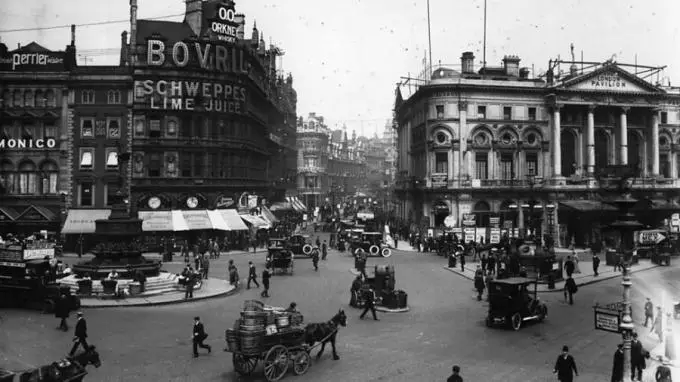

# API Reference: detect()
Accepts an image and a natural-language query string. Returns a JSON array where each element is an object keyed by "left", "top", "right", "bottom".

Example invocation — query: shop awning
[
  {"left": 639, "top": 198, "right": 680, "bottom": 211},
  {"left": 139, "top": 210, "right": 189, "bottom": 232},
  {"left": 182, "top": 210, "right": 215, "bottom": 230},
  {"left": 219, "top": 209, "right": 248, "bottom": 231},
  {"left": 270, "top": 202, "right": 294, "bottom": 212},
  {"left": 260, "top": 206, "right": 278, "bottom": 225},
  {"left": 240, "top": 214, "right": 270, "bottom": 228},
  {"left": 16, "top": 205, "right": 58, "bottom": 222},
  {"left": 61, "top": 209, "right": 112, "bottom": 234},
  {"left": 0, "top": 206, "right": 19, "bottom": 221},
  {"left": 286, "top": 196, "right": 307, "bottom": 212},
  {"left": 559, "top": 200, "right": 618, "bottom": 212},
  {"left": 207, "top": 210, "right": 229, "bottom": 231}
]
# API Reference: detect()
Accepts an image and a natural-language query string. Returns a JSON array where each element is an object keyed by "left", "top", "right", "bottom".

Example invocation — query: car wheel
[
  {"left": 381, "top": 248, "right": 392, "bottom": 258},
  {"left": 302, "top": 245, "right": 312, "bottom": 255},
  {"left": 511, "top": 313, "right": 522, "bottom": 331}
]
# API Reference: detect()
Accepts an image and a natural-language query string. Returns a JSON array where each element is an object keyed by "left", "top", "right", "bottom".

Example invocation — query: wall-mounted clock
[
  {"left": 187, "top": 197, "right": 199, "bottom": 208},
  {"left": 148, "top": 196, "right": 161, "bottom": 209}
]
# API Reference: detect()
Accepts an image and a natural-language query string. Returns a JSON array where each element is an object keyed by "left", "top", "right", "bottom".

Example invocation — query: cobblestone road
[{"left": 1, "top": 237, "right": 677, "bottom": 381}]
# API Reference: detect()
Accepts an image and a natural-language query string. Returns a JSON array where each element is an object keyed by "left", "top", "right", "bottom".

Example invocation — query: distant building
[
  {"left": 296, "top": 112, "right": 330, "bottom": 210},
  {"left": 328, "top": 127, "right": 366, "bottom": 201},
  {"left": 394, "top": 51, "right": 680, "bottom": 246}
]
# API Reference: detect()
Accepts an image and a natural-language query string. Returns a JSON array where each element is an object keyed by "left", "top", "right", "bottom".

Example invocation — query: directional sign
[
  {"left": 639, "top": 230, "right": 666, "bottom": 244},
  {"left": 593, "top": 304, "right": 622, "bottom": 333}
]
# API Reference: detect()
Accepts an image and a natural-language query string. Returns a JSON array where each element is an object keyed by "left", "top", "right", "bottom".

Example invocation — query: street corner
[{"left": 375, "top": 306, "right": 410, "bottom": 313}]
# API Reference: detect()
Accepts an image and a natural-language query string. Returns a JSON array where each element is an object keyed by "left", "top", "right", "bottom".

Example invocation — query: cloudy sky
[{"left": 1, "top": 0, "right": 679, "bottom": 137}]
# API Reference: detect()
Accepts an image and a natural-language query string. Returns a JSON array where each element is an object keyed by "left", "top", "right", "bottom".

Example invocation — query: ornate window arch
[
  {"left": 0, "top": 159, "right": 15, "bottom": 195},
  {"left": 107, "top": 90, "right": 121, "bottom": 104},
  {"left": 497, "top": 126, "right": 519, "bottom": 145},
  {"left": 431, "top": 125, "right": 455, "bottom": 144},
  {"left": 17, "top": 160, "right": 37, "bottom": 195},
  {"left": 522, "top": 126, "right": 543, "bottom": 147},
  {"left": 39, "top": 160, "right": 59, "bottom": 195},
  {"left": 469, "top": 125, "right": 494, "bottom": 148}
]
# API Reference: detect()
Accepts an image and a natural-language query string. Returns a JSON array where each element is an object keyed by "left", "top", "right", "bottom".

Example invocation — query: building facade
[
  {"left": 0, "top": 37, "right": 77, "bottom": 235},
  {"left": 394, "top": 51, "right": 680, "bottom": 246},
  {"left": 328, "top": 129, "right": 366, "bottom": 199},
  {"left": 127, "top": 0, "right": 297, "bottom": 215},
  {"left": 296, "top": 112, "right": 330, "bottom": 210}
]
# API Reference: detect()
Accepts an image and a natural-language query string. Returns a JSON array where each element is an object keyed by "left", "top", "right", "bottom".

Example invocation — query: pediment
[{"left": 558, "top": 64, "right": 663, "bottom": 94}]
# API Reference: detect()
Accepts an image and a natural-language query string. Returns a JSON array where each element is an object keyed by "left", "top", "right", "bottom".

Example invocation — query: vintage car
[
  {"left": 266, "top": 238, "right": 294, "bottom": 275},
  {"left": 351, "top": 232, "right": 391, "bottom": 258},
  {"left": 485, "top": 277, "right": 547, "bottom": 331},
  {"left": 287, "top": 234, "right": 314, "bottom": 257}
]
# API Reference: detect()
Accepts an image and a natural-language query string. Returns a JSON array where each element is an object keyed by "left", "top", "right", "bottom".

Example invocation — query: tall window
[
  {"left": 40, "top": 161, "right": 58, "bottom": 195},
  {"left": 107, "top": 119, "right": 121, "bottom": 138},
  {"left": 166, "top": 119, "right": 178, "bottom": 137},
  {"left": 35, "top": 90, "right": 44, "bottom": 107},
  {"left": 181, "top": 154, "right": 192, "bottom": 177},
  {"left": 45, "top": 126, "right": 57, "bottom": 139},
  {"left": 193, "top": 153, "right": 204, "bottom": 177},
  {"left": 0, "top": 160, "right": 15, "bottom": 195},
  {"left": 500, "top": 153, "right": 514, "bottom": 180},
  {"left": 149, "top": 119, "right": 161, "bottom": 138},
  {"left": 661, "top": 154, "right": 670, "bottom": 178},
  {"left": 24, "top": 91, "right": 34, "bottom": 107},
  {"left": 149, "top": 153, "right": 161, "bottom": 177},
  {"left": 210, "top": 153, "right": 218, "bottom": 177},
  {"left": 105, "top": 183, "right": 118, "bottom": 206},
  {"left": 434, "top": 152, "right": 448, "bottom": 174},
  {"left": 526, "top": 153, "right": 538, "bottom": 176},
  {"left": 105, "top": 149, "right": 119, "bottom": 170},
  {"left": 436, "top": 105, "right": 444, "bottom": 119},
  {"left": 45, "top": 89, "right": 56, "bottom": 107},
  {"left": 503, "top": 106, "right": 512, "bottom": 120},
  {"left": 528, "top": 107, "right": 537, "bottom": 121},
  {"left": 107, "top": 90, "right": 121, "bottom": 104},
  {"left": 2, "top": 90, "right": 11, "bottom": 108},
  {"left": 13, "top": 90, "right": 22, "bottom": 107},
  {"left": 475, "top": 153, "right": 488, "bottom": 180},
  {"left": 661, "top": 112, "right": 668, "bottom": 124},
  {"left": 81, "top": 90, "right": 95, "bottom": 104},
  {"left": 79, "top": 148, "right": 94, "bottom": 170},
  {"left": 18, "top": 161, "right": 37, "bottom": 195},
  {"left": 79, "top": 182, "right": 93, "bottom": 206},
  {"left": 477, "top": 106, "right": 486, "bottom": 119},
  {"left": 81, "top": 118, "right": 94, "bottom": 138},
  {"left": 134, "top": 116, "right": 146, "bottom": 137}
]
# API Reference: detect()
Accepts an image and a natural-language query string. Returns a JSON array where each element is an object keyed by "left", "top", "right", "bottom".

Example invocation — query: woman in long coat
[{"left": 54, "top": 293, "right": 70, "bottom": 331}]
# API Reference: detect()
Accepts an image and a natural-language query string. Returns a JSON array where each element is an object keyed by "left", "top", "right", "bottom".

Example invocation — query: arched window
[
  {"left": 18, "top": 161, "right": 37, "bottom": 195},
  {"left": 2, "top": 89, "right": 11, "bottom": 108},
  {"left": 45, "top": 89, "right": 56, "bottom": 107},
  {"left": 472, "top": 200, "right": 491, "bottom": 227},
  {"left": 0, "top": 160, "right": 14, "bottom": 195},
  {"left": 35, "top": 90, "right": 44, "bottom": 107},
  {"left": 24, "top": 90, "right": 34, "bottom": 107},
  {"left": 107, "top": 90, "right": 121, "bottom": 104},
  {"left": 40, "top": 161, "right": 59, "bottom": 195},
  {"left": 13, "top": 90, "right": 22, "bottom": 107}
]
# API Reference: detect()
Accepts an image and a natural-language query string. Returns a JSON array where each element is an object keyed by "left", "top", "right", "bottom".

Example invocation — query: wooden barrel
[
  {"left": 239, "top": 330, "right": 264, "bottom": 355},
  {"left": 240, "top": 311, "right": 266, "bottom": 331},
  {"left": 266, "top": 312, "right": 276, "bottom": 326},
  {"left": 225, "top": 329, "right": 240, "bottom": 352},
  {"left": 276, "top": 314, "right": 290, "bottom": 329},
  {"left": 243, "top": 300, "right": 264, "bottom": 312}
]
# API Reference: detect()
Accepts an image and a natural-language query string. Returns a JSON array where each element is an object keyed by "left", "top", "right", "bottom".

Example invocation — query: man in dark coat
[
  {"left": 474, "top": 270, "right": 485, "bottom": 301},
  {"left": 321, "top": 240, "right": 328, "bottom": 260},
  {"left": 185, "top": 268, "right": 196, "bottom": 299},
  {"left": 68, "top": 312, "right": 89, "bottom": 356},
  {"left": 564, "top": 256, "right": 575, "bottom": 278},
  {"left": 192, "top": 316, "right": 211, "bottom": 358},
  {"left": 55, "top": 293, "right": 71, "bottom": 331},
  {"left": 564, "top": 277, "right": 577, "bottom": 305},
  {"left": 644, "top": 298, "right": 654, "bottom": 327},
  {"left": 611, "top": 343, "right": 624, "bottom": 382},
  {"left": 630, "top": 332, "right": 646, "bottom": 381},
  {"left": 447, "top": 365, "right": 463, "bottom": 382},
  {"left": 261, "top": 265, "right": 271, "bottom": 298},
  {"left": 359, "top": 287, "right": 379, "bottom": 321},
  {"left": 312, "top": 248, "right": 319, "bottom": 271},
  {"left": 592, "top": 253, "right": 601, "bottom": 276},
  {"left": 246, "top": 261, "right": 259, "bottom": 289},
  {"left": 350, "top": 275, "right": 363, "bottom": 307},
  {"left": 553, "top": 345, "right": 578, "bottom": 382}
]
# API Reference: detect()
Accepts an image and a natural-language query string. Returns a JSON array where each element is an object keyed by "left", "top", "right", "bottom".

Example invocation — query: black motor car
[
  {"left": 351, "top": 232, "right": 391, "bottom": 258},
  {"left": 485, "top": 277, "right": 547, "bottom": 331}
]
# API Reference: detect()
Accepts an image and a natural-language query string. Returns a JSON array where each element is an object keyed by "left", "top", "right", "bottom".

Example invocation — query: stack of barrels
[{"left": 238, "top": 300, "right": 267, "bottom": 355}]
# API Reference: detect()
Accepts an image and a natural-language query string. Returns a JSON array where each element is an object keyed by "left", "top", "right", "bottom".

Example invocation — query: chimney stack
[
  {"left": 120, "top": 31, "right": 129, "bottom": 66},
  {"left": 70, "top": 24, "right": 76, "bottom": 46},
  {"left": 184, "top": 0, "right": 203, "bottom": 37},
  {"left": 519, "top": 67, "right": 530, "bottom": 79},
  {"left": 461, "top": 52, "right": 475, "bottom": 74},
  {"left": 234, "top": 13, "right": 245, "bottom": 39},
  {"left": 130, "top": 0, "right": 138, "bottom": 66},
  {"left": 569, "top": 63, "right": 578, "bottom": 76},
  {"left": 503, "top": 55, "right": 521, "bottom": 77}
]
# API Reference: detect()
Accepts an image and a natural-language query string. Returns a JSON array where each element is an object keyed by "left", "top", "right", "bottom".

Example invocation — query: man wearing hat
[
  {"left": 655, "top": 356, "right": 672, "bottom": 382},
  {"left": 611, "top": 343, "right": 624, "bottom": 382},
  {"left": 192, "top": 316, "right": 211, "bottom": 358},
  {"left": 631, "top": 331, "right": 647, "bottom": 381},
  {"left": 68, "top": 312, "right": 89, "bottom": 356},
  {"left": 553, "top": 345, "right": 578, "bottom": 382},
  {"left": 644, "top": 297, "right": 654, "bottom": 327}
]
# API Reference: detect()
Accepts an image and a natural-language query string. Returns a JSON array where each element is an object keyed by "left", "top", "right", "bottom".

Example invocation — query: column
[
  {"left": 586, "top": 106, "right": 595, "bottom": 175},
  {"left": 517, "top": 204, "right": 524, "bottom": 233},
  {"left": 652, "top": 108, "right": 660, "bottom": 176},
  {"left": 552, "top": 106, "right": 562, "bottom": 177},
  {"left": 449, "top": 149, "right": 456, "bottom": 181},
  {"left": 619, "top": 107, "right": 629, "bottom": 165},
  {"left": 459, "top": 101, "right": 468, "bottom": 179}
]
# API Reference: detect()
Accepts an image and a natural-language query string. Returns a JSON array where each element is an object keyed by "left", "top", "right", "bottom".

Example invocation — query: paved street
[{"left": 1, "top": 235, "right": 677, "bottom": 381}]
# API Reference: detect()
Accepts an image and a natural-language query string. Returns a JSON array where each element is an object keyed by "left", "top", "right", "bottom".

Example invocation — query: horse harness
[{"left": 306, "top": 320, "right": 339, "bottom": 351}]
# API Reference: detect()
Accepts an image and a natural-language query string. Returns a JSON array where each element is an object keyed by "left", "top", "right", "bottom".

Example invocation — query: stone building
[
  {"left": 328, "top": 128, "right": 366, "bottom": 199},
  {"left": 394, "top": 51, "right": 680, "bottom": 246},
  {"left": 0, "top": 32, "right": 77, "bottom": 235},
  {"left": 296, "top": 112, "right": 329, "bottom": 210}
]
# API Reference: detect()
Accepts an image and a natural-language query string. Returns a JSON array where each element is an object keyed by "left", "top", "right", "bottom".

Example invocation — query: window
[
  {"left": 661, "top": 112, "right": 668, "bottom": 124},
  {"left": 45, "top": 126, "right": 57, "bottom": 139},
  {"left": 434, "top": 152, "right": 448, "bottom": 174},
  {"left": 503, "top": 106, "right": 512, "bottom": 120},
  {"left": 0, "top": 161, "right": 14, "bottom": 195},
  {"left": 475, "top": 153, "right": 488, "bottom": 180},
  {"left": 166, "top": 119, "right": 178, "bottom": 137},
  {"left": 500, "top": 153, "right": 514, "bottom": 180},
  {"left": 134, "top": 116, "right": 146, "bottom": 137},
  {"left": 107, "top": 90, "right": 121, "bottom": 104},
  {"left": 79, "top": 182, "right": 93, "bottom": 206},
  {"left": 661, "top": 154, "right": 670, "bottom": 178},
  {"left": 35, "top": 90, "right": 44, "bottom": 107},
  {"left": 79, "top": 148, "right": 94, "bottom": 170},
  {"left": 209, "top": 153, "right": 218, "bottom": 177},
  {"left": 526, "top": 153, "right": 538, "bottom": 176},
  {"left": 180, "top": 117, "right": 192, "bottom": 138},
  {"left": 105, "top": 149, "right": 119, "bottom": 169},
  {"left": 21, "top": 126, "right": 33, "bottom": 139},
  {"left": 194, "top": 153, "right": 205, "bottom": 177},
  {"left": 436, "top": 105, "right": 444, "bottom": 119},
  {"left": 18, "top": 161, "right": 37, "bottom": 195},
  {"left": 81, "top": 118, "right": 94, "bottom": 138},
  {"left": 528, "top": 107, "right": 537, "bottom": 121},
  {"left": 477, "top": 106, "right": 486, "bottom": 119},
  {"left": 105, "top": 183, "right": 118, "bottom": 206},
  {"left": 149, "top": 153, "right": 161, "bottom": 177},
  {"left": 2, "top": 90, "right": 10, "bottom": 108},
  {"left": 24, "top": 91, "right": 34, "bottom": 107},
  {"left": 40, "top": 161, "right": 58, "bottom": 195},
  {"left": 107, "top": 119, "right": 121, "bottom": 138},
  {"left": 45, "top": 90, "right": 56, "bottom": 107},
  {"left": 181, "top": 154, "right": 192, "bottom": 177},
  {"left": 149, "top": 119, "right": 161, "bottom": 138},
  {"left": 81, "top": 90, "right": 95, "bottom": 104},
  {"left": 13, "top": 90, "right": 22, "bottom": 107}
]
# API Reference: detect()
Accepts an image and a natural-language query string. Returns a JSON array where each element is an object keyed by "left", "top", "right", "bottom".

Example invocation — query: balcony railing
[{"left": 298, "top": 187, "right": 323, "bottom": 194}]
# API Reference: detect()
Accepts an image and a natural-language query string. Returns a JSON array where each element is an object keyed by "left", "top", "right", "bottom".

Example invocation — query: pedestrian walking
[
  {"left": 185, "top": 268, "right": 196, "bottom": 299},
  {"left": 592, "top": 253, "right": 600, "bottom": 276},
  {"left": 261, "top": 265, "right": 271, "bottom": 298},
  {"left": 572, "top": 251, "right": 581, "bottom": 274},
  {"left": 487, "top": 251, "right": 496, "bottom": 275},
  {"left": 68, "top": 312, "right": 89, "bottom": 356},
  {"left": 321, "top": 240, "right": 328, "bottom": 260},
  {"left": 247, "top": 261, "right": 259, "bottom": 289},
  {"left": 564, "top": 256, "right": 575, "bottom": 278},
  {"left": 447, "top": 365, "right": 463, "bottom": 382},
  {"left": 480, "top": 253, "right": 488, "bottom": 273},
  {"left": 611, "top": 343, "right": 624, "bottom": 382},
  {"left": 192, "top": 316, "right": 211, "bottom": 358},
  {"left": 312, "top": 248, "right": 319, "bottom": 271},
  {"left": 614, "top": 253, "right": 623, "bottom": 272},
  {"left": 460, "top": 251, "right": 466, "bottom": 272},
  {"left": 55, "top": 293, "right": 70, "bottom": 331},
  {"left": 201, "top": 255, "right": 210, "bottom": 279},
  {"left": 474, "top": 270, "right": 485, "bottom": 301},
  {"left": 644, "top": 298, "right": 654, "bottom": 327},
  {"left": 229, "top": 264, "right": 240, "bottom": 288},
  {"left": 631, "top": 332, "right": 647, "bottom": 381},
  {"left": 563, "top": 276, "right": 577, "bottom": 305},
  {"left": 652, "top": 307, "right": 663, "bottom": 342},
  {"left": 553, "top": 345, "right": 578, "bottom": 382},
  {"left": 359, "top": 287, "right": 379, "bottom": 321}
]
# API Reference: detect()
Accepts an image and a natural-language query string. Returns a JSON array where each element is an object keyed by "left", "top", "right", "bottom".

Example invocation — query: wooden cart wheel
[
  {"left": 233, "top": 353, "right": 258, "bottom": 376},
  {"left": 263, "top": 345, "right": 289, "bottom": 381},
  {"left": 292, "top": 350, "right": 311, "bottom": 375}
]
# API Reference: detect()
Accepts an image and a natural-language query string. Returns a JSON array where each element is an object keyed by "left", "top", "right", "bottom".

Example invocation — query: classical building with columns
[{"left": 394, "top": 52, "right": 680, "bottom": 246}]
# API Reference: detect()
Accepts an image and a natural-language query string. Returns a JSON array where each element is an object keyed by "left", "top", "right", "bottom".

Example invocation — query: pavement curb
[
  {"left": 80, "top": 284, "right": 239, "bottom": 308},
  {"left": 375, "top": 306, "right": 410, "bottom": 313},
  {"left": 442, "top": 263, "right": 662, "bottom": 293}
]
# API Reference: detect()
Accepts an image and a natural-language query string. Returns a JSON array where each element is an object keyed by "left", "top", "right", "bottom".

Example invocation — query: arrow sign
[{"left": 656, "top": 233, "right": 666, "bottom": 243}]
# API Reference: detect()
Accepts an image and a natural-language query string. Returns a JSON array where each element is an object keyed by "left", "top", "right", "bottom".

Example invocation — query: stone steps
[{"left": 57, "top": 271, "right": 188, "bottom": 296}]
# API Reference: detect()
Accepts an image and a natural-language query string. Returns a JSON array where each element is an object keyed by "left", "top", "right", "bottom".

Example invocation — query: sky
[{"left": 1, "top": 0, "right": 679, "bottom": 137}]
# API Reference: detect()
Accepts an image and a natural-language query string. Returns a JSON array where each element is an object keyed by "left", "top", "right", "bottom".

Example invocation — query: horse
[
  {"left": 18, "top": 345, "right": 101, "bottom": 382},
  {"left": 303, "top": 309, "right": 347, "bottom": 361}
]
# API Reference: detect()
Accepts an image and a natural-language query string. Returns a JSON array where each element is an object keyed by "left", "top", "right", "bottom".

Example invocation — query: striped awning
[
  {"left": 240, "top": 214, "right": 270, "bottom": 228},
  {"left": 139, "top": 210, "right": 189, "bottom": 232},
  {"left": 286, "top": 196, "right": 307, "bottom": 212},
  {"left": 260, "top": 205, "right": 278, "bottom": 224},
  {"left": 269, "top": 202, "right": 294, "bottom": 212},
  {"left": 218, "top": 209, "right": 248, "bottom": 231},
  {"left": 62, "top": 209, "right": 112, "bottom": 234}
]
